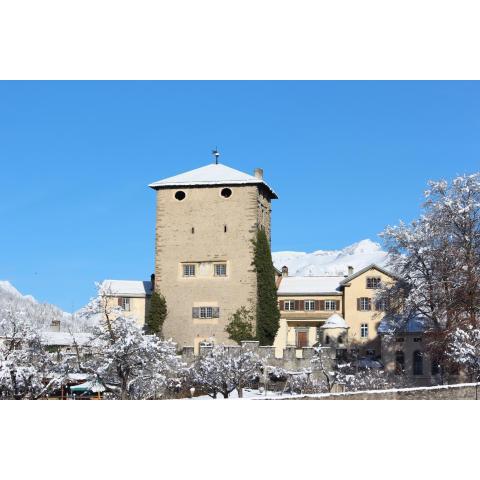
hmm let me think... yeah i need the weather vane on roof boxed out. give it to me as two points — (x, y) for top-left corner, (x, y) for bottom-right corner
(212, 147), (220, 164)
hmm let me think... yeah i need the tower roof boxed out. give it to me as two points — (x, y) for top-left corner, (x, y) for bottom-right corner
(320, 313), (348, 329)
(148, 163), (278, 199)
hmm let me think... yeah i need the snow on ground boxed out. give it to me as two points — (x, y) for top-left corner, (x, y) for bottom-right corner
(185, 389), (301, 400)
(272, 239), (389, 276)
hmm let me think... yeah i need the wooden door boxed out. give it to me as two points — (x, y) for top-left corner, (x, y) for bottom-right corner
(296, 331), (308, 348)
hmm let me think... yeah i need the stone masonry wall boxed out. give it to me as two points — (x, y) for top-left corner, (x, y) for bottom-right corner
(291, 383), (480, 400)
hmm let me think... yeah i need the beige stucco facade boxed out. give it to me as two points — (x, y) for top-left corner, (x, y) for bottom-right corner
(104, 295), (150, 327)
(152, 176), (275, 352)
(274, 266), (395, 359)
(342, 267), (394, 354)
(274, 294), (343, 357)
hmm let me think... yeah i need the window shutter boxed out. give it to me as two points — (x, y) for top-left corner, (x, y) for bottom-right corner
(320, 300), (325, 311)
(212, 307), (220, 318)
(192, 307), (199, 318)
(336, 300), (340, 311)
(314, 300), (319, 311)
(299, 300), (304, 311)
(367, 298), (372, 311)
(279, 300), (284, 311)
(357, 298), (361, 310)
(118, 297), (123, 307)
(294, 300), (299, 310)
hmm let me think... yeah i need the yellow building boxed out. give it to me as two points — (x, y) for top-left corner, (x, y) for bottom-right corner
(101, 279), (152, 326)
(274, 264), (396, 359)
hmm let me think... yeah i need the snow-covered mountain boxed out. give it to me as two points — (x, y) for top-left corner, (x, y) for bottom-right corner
(0, 281), (90, 332)
(272, 239), (390, 277)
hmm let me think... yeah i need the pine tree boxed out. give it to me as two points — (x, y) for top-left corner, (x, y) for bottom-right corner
(253, 228), (280, 345)
(145, 291), (167, 336)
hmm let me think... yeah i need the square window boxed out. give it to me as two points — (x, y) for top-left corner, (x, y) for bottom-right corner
(325, 300), (337, 311)
(366, 277), (381, 289)
(304, 300), (315, 311)
(375, 299), (387, 311)
(284, 300), (295, 311)
(395, 337), (405, 343)
(214, 263), (227, 277)
(183, 264), (196, 277)
(358, 297), (372, 311)
(413, 337), (422, 342)
(200, 307), (213, 319)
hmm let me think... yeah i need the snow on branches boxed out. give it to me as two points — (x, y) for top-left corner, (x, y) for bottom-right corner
(447, 325), (480, 381)
(0, 306), (61, 399)
(190, 346), (262, 398)
(380, 173), (480, 360)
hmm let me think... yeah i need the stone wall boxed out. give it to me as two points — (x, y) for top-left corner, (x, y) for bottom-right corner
(181, 341), (333, 372)
(290, 383), (480, 400)
(155, 184), (265, 350)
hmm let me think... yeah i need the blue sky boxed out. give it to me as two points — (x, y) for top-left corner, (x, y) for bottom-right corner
(0, 81), (479, 311)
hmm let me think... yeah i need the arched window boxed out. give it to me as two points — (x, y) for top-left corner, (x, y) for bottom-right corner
(395, 350), (405, 374)
(413, 350), (423, 375)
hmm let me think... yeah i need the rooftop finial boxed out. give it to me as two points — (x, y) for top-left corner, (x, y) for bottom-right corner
(212, 147), (220, 164)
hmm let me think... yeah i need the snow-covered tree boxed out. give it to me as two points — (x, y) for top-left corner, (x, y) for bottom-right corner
(447, 325), (480, 381)
(75, 284), (184, 399)
(190, 346), (262, 398)
(380, 173), (480, 364)
(310, 346), (340, 392)
(80, 315), (184, 399)
(0, 306), (61, 399)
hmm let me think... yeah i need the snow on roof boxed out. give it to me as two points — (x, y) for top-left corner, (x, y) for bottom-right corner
(377, 314), (429, 334)
(41, 331), (92, 346)
(102, 280), (152, 297)
(277, 276), (343, 295)
(320, 313), (348, 329)
(148, 163), (278, 199)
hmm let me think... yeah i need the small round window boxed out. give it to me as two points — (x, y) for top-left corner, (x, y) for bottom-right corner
(175, 190), (186, 201)
(220, 188), (232, 198)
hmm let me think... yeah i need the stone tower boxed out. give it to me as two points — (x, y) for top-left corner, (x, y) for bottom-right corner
(149, 162), (277, 351)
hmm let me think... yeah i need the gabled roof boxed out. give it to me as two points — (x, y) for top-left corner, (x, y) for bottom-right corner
(339, 263), (398, 286)
(102, 280), (152, 297)
(41, 331), (92, 347)
(148, 163), (278, 199)
(277, 276), (343, 295)
(320, 313), (348, 329)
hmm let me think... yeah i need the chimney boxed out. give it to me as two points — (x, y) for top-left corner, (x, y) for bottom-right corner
(347, 266), (354, 276)
(254, 168), (263, 180)
(281, 265), (289, 277)
(50, 319), (61, 332)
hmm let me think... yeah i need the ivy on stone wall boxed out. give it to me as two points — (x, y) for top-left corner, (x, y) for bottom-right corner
(253, 228), (280, 345)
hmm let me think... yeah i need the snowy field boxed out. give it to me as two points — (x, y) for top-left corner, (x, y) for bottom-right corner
(186, 389), (301, 400)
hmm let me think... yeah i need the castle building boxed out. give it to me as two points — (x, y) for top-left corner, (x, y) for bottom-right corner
(148, 162), (277, 352)
(100, 160), (435, 382)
